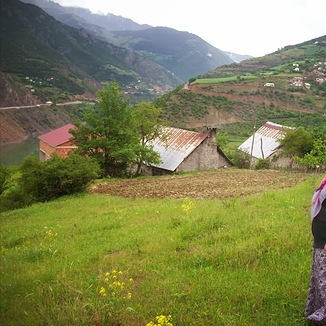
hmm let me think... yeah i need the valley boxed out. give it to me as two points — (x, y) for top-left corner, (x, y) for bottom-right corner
(0, 1), (325, 167)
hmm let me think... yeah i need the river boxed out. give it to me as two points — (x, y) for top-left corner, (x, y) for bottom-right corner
(0, 136), (39, 166)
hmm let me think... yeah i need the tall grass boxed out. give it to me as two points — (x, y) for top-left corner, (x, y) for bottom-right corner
(0, 175), (322, 325)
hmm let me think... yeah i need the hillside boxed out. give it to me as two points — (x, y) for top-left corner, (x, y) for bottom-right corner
(0, 170), (322, 325)
(154, 35), (326, 133)
(0, 72), (40, 107)
(1, 35), (325, 148)
(0, 104), (83, 145)
(0, 0), (181, 106)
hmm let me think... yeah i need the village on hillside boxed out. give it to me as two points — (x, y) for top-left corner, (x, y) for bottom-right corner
(264, 61), (326, 90)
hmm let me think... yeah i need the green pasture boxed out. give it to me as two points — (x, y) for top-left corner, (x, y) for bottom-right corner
(0, 173), (322, 325)
(226, 136), (247, 150)
(193, 75), (257, 84)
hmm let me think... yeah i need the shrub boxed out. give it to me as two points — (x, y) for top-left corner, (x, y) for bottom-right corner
(0, 164), (10, 195)
(0, 168), (32, 212)
(21, 154), (100, 202)
(255, 158), (271, 170)
(231, 150), (251, 169)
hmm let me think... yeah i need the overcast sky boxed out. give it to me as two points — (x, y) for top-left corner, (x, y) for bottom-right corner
(55, 0), (325, 57)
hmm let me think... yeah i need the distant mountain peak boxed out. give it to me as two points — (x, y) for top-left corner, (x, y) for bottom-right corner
(224, 51), (253, 63)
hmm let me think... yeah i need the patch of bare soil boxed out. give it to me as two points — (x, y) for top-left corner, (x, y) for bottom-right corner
(90, 170), (316, 200)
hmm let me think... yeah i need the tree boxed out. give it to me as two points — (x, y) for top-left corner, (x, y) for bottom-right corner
(131, 102), (165, 176)
(294, 137), (326, 171)
(70, 83), (165, 177)
(71, 82), (138, 177)
(279, 127), (314, 165)
(215, 131), (229, 151)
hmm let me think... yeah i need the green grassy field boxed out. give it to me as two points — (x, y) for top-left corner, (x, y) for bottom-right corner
(226, 136), (247, 150)
(0, 172), (323, 325)
(193, 75), (257, 84)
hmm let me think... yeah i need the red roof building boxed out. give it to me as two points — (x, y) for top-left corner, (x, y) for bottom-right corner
(38, 124), (233, 174)
(38, 124), (77, 161)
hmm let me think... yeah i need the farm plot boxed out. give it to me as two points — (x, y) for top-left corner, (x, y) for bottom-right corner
(91, 169), (316, 199)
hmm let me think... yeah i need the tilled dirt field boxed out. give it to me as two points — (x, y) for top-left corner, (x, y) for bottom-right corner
(90, 170), (318, 200)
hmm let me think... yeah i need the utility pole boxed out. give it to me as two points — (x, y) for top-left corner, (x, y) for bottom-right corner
(250, 123), (256, 168)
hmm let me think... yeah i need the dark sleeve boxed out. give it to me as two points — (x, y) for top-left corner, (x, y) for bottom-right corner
(312, 199), (326, 249)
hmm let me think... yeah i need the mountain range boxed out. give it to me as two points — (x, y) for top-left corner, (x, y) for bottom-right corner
(1, 0), (247, 106)
(1, 0), (324, 151)
(21, 0), (247, 68)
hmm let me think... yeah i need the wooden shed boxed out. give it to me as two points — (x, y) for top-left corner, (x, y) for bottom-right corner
(38, 124), (77, 161)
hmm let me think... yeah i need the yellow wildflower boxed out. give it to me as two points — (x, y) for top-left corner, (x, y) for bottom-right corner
(99, 287), (107, 297)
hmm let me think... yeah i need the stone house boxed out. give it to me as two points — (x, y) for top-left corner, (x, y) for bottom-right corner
(143, 126), (233, 175)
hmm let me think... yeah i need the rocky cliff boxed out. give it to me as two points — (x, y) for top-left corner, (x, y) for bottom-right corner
(0, 72), (40, 107)
(0, 104), (81, 145)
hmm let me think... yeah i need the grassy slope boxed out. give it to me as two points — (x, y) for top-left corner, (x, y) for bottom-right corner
(0, 171), (323, 325)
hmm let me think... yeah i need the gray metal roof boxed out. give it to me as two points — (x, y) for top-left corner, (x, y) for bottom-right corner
(149, 127), (208, 171)
(238, 121), (294, 159)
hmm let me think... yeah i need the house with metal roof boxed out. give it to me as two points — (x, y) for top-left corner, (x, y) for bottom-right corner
(38, 124), (233, 174)
(38, 124), (77, 161)
(238, 121), (294, 167)
(144, 126), (233, 175)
